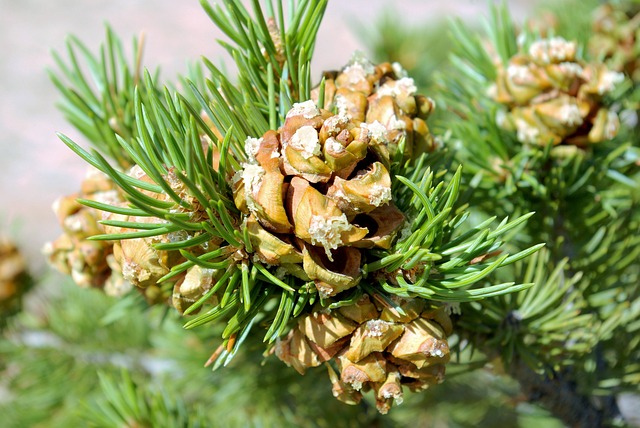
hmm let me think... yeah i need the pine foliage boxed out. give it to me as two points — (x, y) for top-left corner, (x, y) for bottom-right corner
(49, 0), (537, 376)
(1, 0), (639, 426)
(435, 2), (640, 425)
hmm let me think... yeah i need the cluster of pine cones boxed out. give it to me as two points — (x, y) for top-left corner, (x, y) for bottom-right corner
(44, 55), (452, 411)
(45, 3), (634, 409)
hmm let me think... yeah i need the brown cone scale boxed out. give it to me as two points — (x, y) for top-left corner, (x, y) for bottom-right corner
(275, 297), (453, 413)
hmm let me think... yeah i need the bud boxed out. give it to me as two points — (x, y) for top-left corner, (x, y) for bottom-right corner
(421, 304), (454, 336)
(326, 162), (392, 215)
(380, 296), (425, 323)
(172, 265), (220, 314)
(115, 235), (170, 289)
(338, 294), (379, 324)
(396, 362), (446, 386)
(302, 245), (362, 298)
(250, 171), (292, 234)
(275, 329), (321, 374)
(288, 177), (368, 255)
(375, 370), (404, 414)
(327, 364), (363, 405)
(246, 216), (302, 265)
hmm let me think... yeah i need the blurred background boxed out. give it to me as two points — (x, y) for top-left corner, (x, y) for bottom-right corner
(0, 0), (537, 274)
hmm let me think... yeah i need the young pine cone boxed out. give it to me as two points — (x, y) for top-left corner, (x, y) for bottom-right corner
(43, 167), (130, 296)
(233, 100), (408, 298)
(44, 164), (216, 306)
(275, 294), (452, 413)
(589, 3), (640, 81)
(102, 165), (222, 308)
(311, 55), (436, 160)
(0, 236), (28, 311)
(491, 36), (625, 147)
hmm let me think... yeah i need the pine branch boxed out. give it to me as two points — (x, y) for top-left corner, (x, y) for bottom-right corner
(43, 0), (551, 415)
(50, 26), (156, 168)
(509, 358), (621, 428)
(437, 2), (640, 425)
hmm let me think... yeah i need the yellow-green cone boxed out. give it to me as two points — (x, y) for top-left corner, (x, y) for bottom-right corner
(234, 99), (408, 298)
(43, 167), (129, 295)
(233, 57), (439, 299)
(491, 36), (624, 147)
(0, 236), (28, 311)
(589, 3), (640, 81)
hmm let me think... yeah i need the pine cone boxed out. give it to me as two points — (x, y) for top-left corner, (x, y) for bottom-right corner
(311, 55), (436, 160)
(229, 58), (441, 299)
(237, 61), (453, 413)
(589, 3), (640, 81)
(43, 167), (130, 296)
(491, 36), (624, 147)
(0, 237), (28, 311)
(44, 165), (216, 306)
(233, 100), (410, 298)
(102, 165), (222, 308)
(275, 294), (452, 413)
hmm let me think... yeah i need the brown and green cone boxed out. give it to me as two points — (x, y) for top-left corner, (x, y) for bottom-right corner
(43, 165), (213, 307)
(275, 294), (452, 414)
(44, 167), (130, 296)
(101, 164), (224, 309)
(0, 236), (28, 312)
(233, 101), (403, 298)
(312, 55), (436, 159)
(234, 57), (435, 299)
(491, 36), (624, 147)
(232, 58), (453, 412)
(590, 2), (640, 82)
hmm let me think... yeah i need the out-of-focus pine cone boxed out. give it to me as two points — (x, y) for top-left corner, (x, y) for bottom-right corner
(44, 164), (218, 306)
(491, 36), (625, 147)
(102, 165), (224, 309)
(43, 167), (130, 296)
(105, 162), (233, 309)
(275, 294), (452, 413)
(589, 3), (640, 81)
(311, 55), (436, 160)
(0, 236), (28, 311)
(47, 157), (228, 312)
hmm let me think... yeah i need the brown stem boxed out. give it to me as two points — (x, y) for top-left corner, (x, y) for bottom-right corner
(508, 357), (621, 428)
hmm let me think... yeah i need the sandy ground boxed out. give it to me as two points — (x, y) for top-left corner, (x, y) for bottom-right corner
(0, 0), (537, 272)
